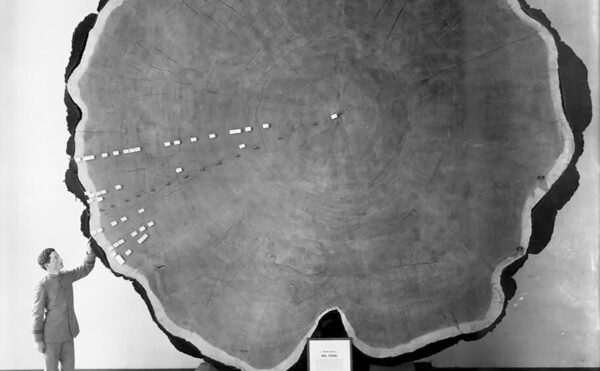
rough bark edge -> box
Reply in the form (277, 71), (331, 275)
(62, 0), (592, 369)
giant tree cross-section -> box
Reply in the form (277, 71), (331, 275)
(66, 0), (580, 369)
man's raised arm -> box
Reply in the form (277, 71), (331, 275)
(65, 239), (96, 282)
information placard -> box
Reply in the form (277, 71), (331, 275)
(308, 338), (352, 371)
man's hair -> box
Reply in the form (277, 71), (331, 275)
(37, 248), (55, 270)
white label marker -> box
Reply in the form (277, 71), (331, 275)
(115, 255), (126, 265)
(137, 234), (149, 244)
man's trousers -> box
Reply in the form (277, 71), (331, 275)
(43, 340), (74, 371)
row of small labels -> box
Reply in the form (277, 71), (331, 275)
(73, 123), (273, 164)
(75, 116), (339, 164)
(75, 146), (142, 162)
(163, 123), (270, 147)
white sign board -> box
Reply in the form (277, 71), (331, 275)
(308, 338), (352, 371)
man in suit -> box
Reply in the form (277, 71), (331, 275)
(32, 239), (96, 371)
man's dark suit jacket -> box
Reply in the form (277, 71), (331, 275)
(32, 252), (95, 343)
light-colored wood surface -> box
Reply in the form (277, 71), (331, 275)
(67, 0), (572, 369)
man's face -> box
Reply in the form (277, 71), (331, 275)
(45, 251), (63, 273)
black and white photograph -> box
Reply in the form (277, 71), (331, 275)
(0, 1), (598, 370)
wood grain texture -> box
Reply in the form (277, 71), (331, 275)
(66, 0), (573, 369)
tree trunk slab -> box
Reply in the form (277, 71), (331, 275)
(66, 0), (575, 370)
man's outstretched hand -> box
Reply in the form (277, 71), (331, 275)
(86, 238), (96, 257)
